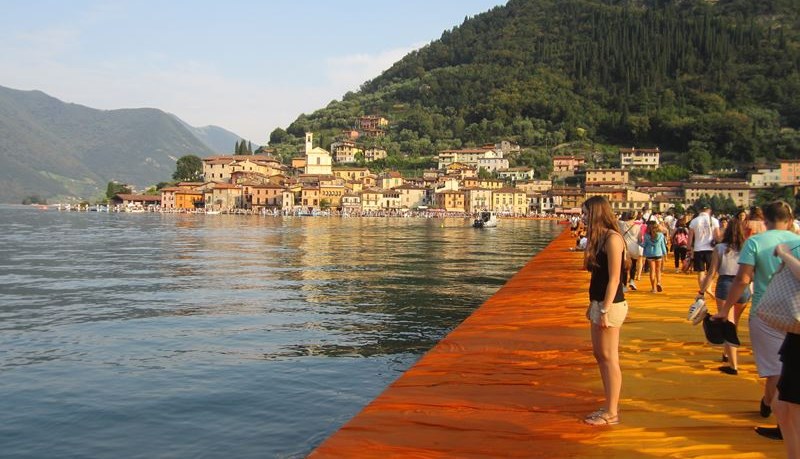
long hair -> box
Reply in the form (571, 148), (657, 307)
(647, 220), (659, 240)
(722, 216), (746, 253)
(583, 196), (620, 271)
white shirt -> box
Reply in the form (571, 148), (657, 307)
(689, 212), (720, 251)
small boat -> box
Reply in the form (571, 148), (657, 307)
(205, 210), (221, 215)
(472, 211), (498, 228)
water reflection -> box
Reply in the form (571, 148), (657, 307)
(0, 206), (560, 458)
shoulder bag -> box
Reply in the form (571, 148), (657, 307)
(757, 263), (800, 334)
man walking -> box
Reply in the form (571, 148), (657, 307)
(687, 204), (720, 291)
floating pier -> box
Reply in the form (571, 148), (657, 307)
(311, 230), (784, 458)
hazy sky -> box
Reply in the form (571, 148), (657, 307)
(0, 0), (505, 145)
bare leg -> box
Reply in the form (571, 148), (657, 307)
(591, 323), (622, 417)
(635, 257), (643, 280)
(766, 376), (780, 412)
(656, 258), (663, 288)
(648, 259), (656, 291)
(774, 399), (800, 459)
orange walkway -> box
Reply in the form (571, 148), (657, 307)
(311, 231), (785, 458)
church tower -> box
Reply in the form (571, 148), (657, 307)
(305, 132), (313, 155)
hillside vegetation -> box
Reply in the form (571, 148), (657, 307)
(0, 86), (226, 203)
(273, 0), (800, 174)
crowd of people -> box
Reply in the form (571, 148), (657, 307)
(578, 197), (800, 458)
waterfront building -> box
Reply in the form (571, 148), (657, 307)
(394, 184), (427, 210)
(620, 147), (660, 169)
(341, 192), (362, 214)
(464, 187), (493, 213)
(492, 187), (528, 215)
(202, 182), (243, 211)
(111, 193), (162, 209)
(361, 189), (384, 211)
(301, 186), (321, 210)
(433, 189), (466, 212)
(381, 190), (401, 210)
(249, 183), (285, 210)
(320, 183), (346, 210)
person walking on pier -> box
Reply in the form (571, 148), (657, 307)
(696, 217), (750, 374)
(713, 201), (800, 441)
(582, 196), (628, 426)
(641, 220), (668, 293)
(688, 205), (721, 293)
(772, 242), (800, 458)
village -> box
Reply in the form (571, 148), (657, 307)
(105, 115), (800, 217)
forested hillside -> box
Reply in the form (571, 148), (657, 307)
(0, 86), (220, 203)
(272, 0), (800, 175)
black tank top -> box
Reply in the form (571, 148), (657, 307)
(589, 243), (625, 303)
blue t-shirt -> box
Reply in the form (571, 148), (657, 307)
(738, 229), (800, 317)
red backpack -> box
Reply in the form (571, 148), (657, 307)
(674, 231), (689, 248)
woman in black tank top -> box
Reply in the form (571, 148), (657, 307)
(582, 196), (628, 426)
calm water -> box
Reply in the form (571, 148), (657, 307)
(0, 205), (560, 458)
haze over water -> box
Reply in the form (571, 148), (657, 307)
(0, 205), (560, 458)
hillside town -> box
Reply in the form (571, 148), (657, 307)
(106, 115), (800, 217)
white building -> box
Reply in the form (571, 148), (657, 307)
(620, 147), (660, 170)
(304, 132), (333, 175)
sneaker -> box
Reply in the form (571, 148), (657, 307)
(687, 299), (707, 324)
(628, 282), (637, 291)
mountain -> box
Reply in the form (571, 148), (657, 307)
(0, 85), (242, 203)
(173, 116), (244, 154)
(278, 0), (800, 175)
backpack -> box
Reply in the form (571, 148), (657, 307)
(674, 231), (689, 248)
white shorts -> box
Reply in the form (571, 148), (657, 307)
(749, 314), (785, 378)
(588, 300), (628, 328)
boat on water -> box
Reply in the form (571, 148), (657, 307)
(472, 211), (498, 228)
(205, 210), (221, 215)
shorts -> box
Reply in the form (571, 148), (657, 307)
(714, 275), (751, 304)
(778, 333), (800, 404)
(588, 300), (628, 328)
(646, 256), (662, 261)
(749, 315), (785, 378)
(692, 250), (713, 272)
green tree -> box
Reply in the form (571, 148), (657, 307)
(173, 155), (203, 182)
(106, 181), (132, 199)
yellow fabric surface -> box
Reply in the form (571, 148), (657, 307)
(311, 230), (784, 458)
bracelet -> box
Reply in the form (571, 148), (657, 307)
(599, 307), (609, 314)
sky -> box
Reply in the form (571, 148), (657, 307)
(0, 0), (506, 145)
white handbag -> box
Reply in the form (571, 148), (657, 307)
(757, 263), (800, 334)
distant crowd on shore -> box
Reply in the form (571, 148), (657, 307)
(578, 198), (800, 458)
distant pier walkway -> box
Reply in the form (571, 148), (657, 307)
(311, 230), (784, 458)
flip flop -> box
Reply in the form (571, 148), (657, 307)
(584, 408), (606, 420)
(584, 412), (619, 426)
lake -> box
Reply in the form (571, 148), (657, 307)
(0, 205), (560, 458)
